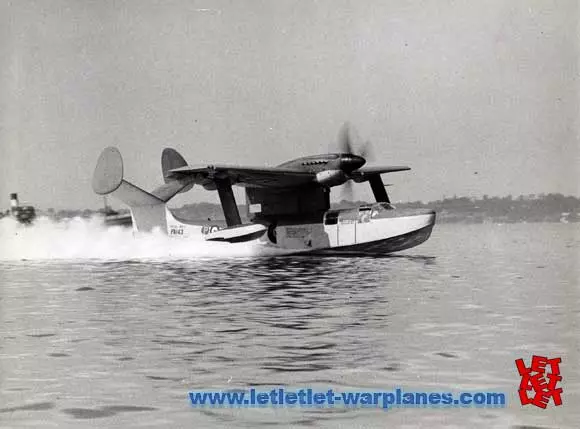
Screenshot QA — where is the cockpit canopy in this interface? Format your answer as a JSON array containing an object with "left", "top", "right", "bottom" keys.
[{"left": 324, "top": 202, "right": 394, "bottom": 225}]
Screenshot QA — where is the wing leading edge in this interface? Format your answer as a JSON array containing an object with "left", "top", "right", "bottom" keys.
[
  {"left": 166, "top": 164, "right": 410, "bottom": 188},
  {"left": 166, "top": 165, "right": 315, "bottom": 188}
]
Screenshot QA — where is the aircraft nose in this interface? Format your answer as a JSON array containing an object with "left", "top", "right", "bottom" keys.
[{"left": 341, "top": 155, "right": 366, "bottom": 172}]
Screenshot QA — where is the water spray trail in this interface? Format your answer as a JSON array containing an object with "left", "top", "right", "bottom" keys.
[{"left": 0, "top": 217, "right": 278, "bottom": 261}]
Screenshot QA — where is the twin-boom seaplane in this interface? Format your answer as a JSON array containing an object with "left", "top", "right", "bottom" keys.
[{"left": 92, "top": 126, "right": 435, "bottom": 255}]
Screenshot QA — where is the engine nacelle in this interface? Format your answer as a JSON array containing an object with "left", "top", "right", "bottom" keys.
[{"left": 316, "top": 169, "right": 348, "bottom": 187}]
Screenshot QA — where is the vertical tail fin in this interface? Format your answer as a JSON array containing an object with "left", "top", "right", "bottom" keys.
[
  {"left": 92, "top": 147, "right": 193, "bottom": 233},
  {"left": 147, "top": 148, "right": 194, "bottom": 202},
  {"left": 162, "top": 148, "right": 189, "bottom": 184}
]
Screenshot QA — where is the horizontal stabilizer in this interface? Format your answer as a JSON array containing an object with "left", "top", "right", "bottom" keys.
[
  {"left": 113, "top": 181, "right": 164, "bottom": 206},
  {"left": 151, "top": 180, "right": 193, "bottom": 202}
]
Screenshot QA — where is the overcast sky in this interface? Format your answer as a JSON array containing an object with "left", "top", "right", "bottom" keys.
[{"left": 1, "top": 0, "right": 578, "bottom": 210}]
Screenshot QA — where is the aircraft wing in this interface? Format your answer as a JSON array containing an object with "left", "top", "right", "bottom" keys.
[
  {"left": 350, "top": 166, "right": 411, "bottom": 182},
  {"left": 166, "top": 165, "right": 316, "bottom": 188}
]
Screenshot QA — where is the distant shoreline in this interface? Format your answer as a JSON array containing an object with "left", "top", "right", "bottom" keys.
[{"left": 35, "top": 194, "right": 580, "bottom": 224}]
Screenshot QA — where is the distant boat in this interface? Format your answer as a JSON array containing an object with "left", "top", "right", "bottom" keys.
[
  {"left": 0, "top": 193, "right": 36, "bottom": 225},
  {"left": 98, "top": 197, "right": 132, "bottom": 227}
]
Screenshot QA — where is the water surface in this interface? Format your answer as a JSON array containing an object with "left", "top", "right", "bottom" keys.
[{"left": 1, "top": 222, "right": 578, "bottom": 428}]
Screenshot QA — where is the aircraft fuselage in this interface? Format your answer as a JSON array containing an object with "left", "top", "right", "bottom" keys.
[{"left": 164, "top": 202, "right": 435, "bottom": 255}]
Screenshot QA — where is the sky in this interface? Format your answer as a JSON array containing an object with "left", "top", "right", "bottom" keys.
[{"left": 0, "top": 0, "right": 578, "bottom": 210}]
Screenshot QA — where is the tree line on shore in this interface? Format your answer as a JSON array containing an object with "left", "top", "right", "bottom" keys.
[{"left": 41, "top": 193, "right": 579, "bottom": 223}]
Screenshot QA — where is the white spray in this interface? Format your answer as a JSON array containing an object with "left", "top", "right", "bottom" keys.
[{"left": 0, "top": 216, "right": 287, "bottom": 261}]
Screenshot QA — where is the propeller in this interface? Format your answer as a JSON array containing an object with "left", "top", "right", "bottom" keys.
[
  {"left": 342, "top": 178, "right": 355, "bottom": 201},
  {"left": 337, "top": 122, "right": 374, "bottom": 200},
  {"left": 338, "top": 122, "right": 373, "bottom": 161},
  {"left": 332, "top": 123, "right": 405, "bottom": 203}
]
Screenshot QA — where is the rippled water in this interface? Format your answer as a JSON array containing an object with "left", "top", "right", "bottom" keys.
[{"left": 1, "top": 222, "right": 578, "bottom": 428}]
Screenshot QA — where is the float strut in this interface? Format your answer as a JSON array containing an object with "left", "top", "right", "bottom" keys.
[
  {"left": 215, "top": 179, "right": 242, "bottom": 226},
  {"left": 368, "top": 174, "right": 390, "bottom": 203}
]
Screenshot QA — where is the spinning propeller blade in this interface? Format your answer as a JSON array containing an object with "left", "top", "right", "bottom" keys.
[
  {"left": 338, "top": 122, "right": 355, "bottom": 155},
  {"left": 359, "top": 140, "right": 373, "bottom": 161},
  {"left": 341, "top": 179, "right": 354, "bottom": 201},
  {"left": 338, "top": 122, "right": 374, "bottom": 162}
]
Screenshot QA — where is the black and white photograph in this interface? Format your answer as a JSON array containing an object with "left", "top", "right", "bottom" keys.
[{"left": 0, "top": 1, "right": 578, "bottom": 428}]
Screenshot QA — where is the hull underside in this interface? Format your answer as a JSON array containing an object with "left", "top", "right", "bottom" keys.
[{"left": 306, "top": 224, "right": 434, "bottom": 256}]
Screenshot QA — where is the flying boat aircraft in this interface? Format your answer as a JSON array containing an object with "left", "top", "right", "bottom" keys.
[{"left": 92, "top": 125, "right": 435, "bottom": 255}]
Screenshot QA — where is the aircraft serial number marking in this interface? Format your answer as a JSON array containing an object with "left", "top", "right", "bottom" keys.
[
  {"left": 202, "top": 225, "right": 223, "bottom": 235},
  {"left": 170, "top": 226, "right": 184, "bottom": 235}
]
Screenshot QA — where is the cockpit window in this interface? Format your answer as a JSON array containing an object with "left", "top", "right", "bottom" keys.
[
  {"left": 377, "top": 202, "right": 395, "bottom": 210},
  {"left": 324, "top": 211, "right": 339, "bottom": 225}
]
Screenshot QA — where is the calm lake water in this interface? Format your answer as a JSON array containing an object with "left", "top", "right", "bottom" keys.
[{"left": 1, "top": 222, "right": 578, "bottom": 428}]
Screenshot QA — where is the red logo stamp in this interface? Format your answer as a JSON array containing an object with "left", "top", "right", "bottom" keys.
[{"left": 515, "top": 355, "right": 563, "bottom": 408}]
